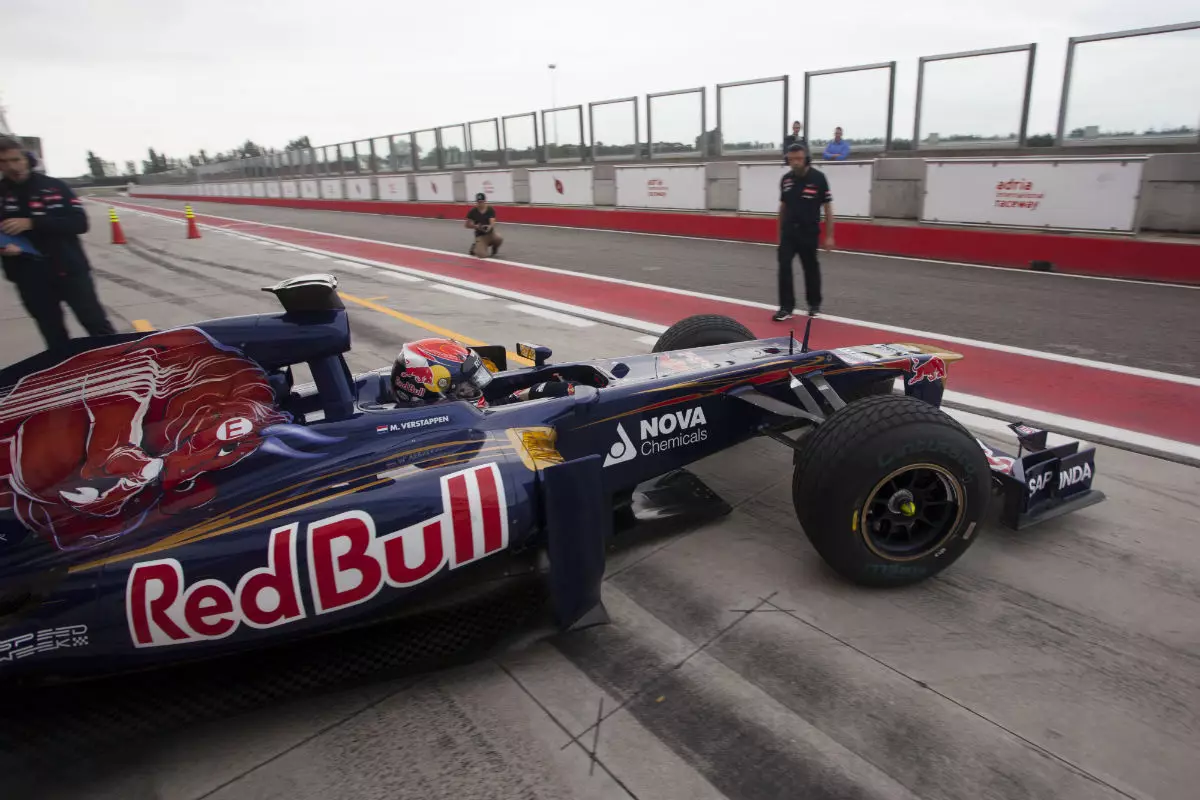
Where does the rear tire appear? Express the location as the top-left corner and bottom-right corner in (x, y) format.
(652, 314), (755, 353)
(792, 394), (989, 587)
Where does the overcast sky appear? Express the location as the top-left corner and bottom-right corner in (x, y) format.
(2, 0), (1196, 175)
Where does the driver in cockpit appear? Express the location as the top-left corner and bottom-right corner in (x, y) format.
(389, 338), (574, 408)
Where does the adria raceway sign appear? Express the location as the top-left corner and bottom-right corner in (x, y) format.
(615, 165), (706, 211)
(466, 171), (515, 204)
(416, 173), (454, 202)
(921, 158), (1144, 232)
(529, 167), (594, 206)
(126, 463), (508, 648)
(738, 162), (872, 218)
(377, 176), (410, 202)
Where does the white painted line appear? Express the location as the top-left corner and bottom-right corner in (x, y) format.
(507, 303), (596, 327)
(272, 246), (296, 252)
(127, 195), (1200, 290)
(97, 200), (1200, 465)
(301, 252), (328, 260)
(106, 201), (1200, 388)
(942, 388), (1200, 465)
(435, 284), (492, 300)
(336, 260), (369, 270)
(636, 335), (660, 346)
(374, 269), (422, 282)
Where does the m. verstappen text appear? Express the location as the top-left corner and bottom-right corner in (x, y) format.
(126, 463), (508, 647)
(377, 415), (450, 434)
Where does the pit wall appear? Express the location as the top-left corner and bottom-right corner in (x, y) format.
(128, 153), (1200, 284)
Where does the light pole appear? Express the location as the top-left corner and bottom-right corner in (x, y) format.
(548, 64), (559, 146)
(0, 94), (12, 135)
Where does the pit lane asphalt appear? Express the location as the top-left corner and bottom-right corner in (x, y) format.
(121, 198), (1200, 379)
(5, 206), (1200, 800)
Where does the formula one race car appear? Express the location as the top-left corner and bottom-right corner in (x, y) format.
(0, 275), (1104, 683)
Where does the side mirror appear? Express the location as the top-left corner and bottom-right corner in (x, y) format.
(516, 342), (552, 368)
(472, 345), (508, 372)
(262, 274), (344, 312)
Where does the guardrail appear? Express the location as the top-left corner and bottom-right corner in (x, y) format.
(137, 21), (1199, 187)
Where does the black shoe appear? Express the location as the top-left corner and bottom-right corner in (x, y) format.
(772, 309), (793, 322)
(490, 244), (500, 256)
(807, 306), (821, 317)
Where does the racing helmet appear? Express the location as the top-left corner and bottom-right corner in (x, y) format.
(390, 338), (494, 404)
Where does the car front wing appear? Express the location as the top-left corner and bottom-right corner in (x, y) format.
(978, 424), (1106, 530)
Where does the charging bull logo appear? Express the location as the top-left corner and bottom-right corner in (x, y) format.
(0, 328), (340, 551)
(906, 355), (948, 386)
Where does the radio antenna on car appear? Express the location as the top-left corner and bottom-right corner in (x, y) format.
(788, 329), (795, 354)
(800, 316), (814, 353)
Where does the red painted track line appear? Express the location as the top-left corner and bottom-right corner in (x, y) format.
(125, 193), (1200, 284)
(107, 200), (1200, 446)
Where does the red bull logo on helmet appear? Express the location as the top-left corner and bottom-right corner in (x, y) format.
(403, 339), (470, 393)
(906, 355), (948, 386)
(405, 365), (436, 386)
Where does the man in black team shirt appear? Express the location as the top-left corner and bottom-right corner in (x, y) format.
(782, 120), (808, 164)
(0, 136), (116, 351)
(464, 193), (503, 257)
(774, 143), (834, 321)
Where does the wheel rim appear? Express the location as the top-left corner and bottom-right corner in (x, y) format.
(859, 463), (965, 561)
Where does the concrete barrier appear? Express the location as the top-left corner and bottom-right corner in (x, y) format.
(1139, 154), (1200, 233)
(871, 158), (924, 219)
(129, 154), (1200, 282)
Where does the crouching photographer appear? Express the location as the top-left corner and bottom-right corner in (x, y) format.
(465, 193), (503, 258)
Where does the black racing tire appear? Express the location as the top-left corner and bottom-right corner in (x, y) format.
(652, 314), (755, 353)
(792, 394), (990, 587)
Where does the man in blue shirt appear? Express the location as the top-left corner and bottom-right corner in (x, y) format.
(823, 127), (850, 161)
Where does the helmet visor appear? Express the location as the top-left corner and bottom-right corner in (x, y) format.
(456, 352), (493, 398)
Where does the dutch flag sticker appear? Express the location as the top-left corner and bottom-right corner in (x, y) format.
(376, 425), (389, 434)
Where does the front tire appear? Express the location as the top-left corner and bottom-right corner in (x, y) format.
(652, 314), (754, 353)
(792, 395), (990, 587)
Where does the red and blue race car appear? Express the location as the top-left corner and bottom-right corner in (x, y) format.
(0, 275), (1103, 683)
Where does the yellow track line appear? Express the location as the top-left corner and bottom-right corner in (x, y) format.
(131, 319), (155, 331)
(340, 292), (533, 366)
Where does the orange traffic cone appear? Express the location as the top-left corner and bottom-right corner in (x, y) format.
(109, 207), (126, 245)
(185, 205), (201, 239)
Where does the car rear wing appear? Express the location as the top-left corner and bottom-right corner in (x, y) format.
(977, 423), (1106, 530)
